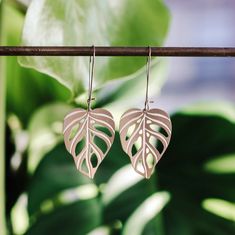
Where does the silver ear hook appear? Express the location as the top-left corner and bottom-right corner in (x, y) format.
(144, 46), (153, 111)
(87, 45), (96, 110)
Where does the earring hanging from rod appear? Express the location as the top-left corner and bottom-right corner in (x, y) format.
(119, 47), (172, 179)
(63, 46), (115, 179)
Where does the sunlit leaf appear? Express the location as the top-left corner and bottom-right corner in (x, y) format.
(4, 3), (69, 124)
(204, 154), (235, 174)
(27, 102), (72, 173)
(202, 198), (235, 222)
(87, 226), (111, 235)
(181, 102), (235, 123)
(19, 0), (170, 98)
(102, 164), (143, 205)
(11, 194), (29, 235)
(122, 192), (170, 235)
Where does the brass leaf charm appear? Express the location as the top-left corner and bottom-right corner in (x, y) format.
(119, 108), (172, 178)
(63, 108), (115, 178)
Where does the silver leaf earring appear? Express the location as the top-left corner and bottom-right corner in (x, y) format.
(63, 46), (115, 179)
(119, 47), (172, 179)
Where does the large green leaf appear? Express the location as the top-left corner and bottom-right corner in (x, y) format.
(18, 0), (170, 98)
(157, 103), (235, 235)
(4, 3), (69, 124)
(25, 143), (101, 235)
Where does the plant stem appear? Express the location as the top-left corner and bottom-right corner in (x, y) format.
(0, 0), (7, 234)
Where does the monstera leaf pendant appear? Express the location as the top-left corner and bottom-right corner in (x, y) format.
(119, 108), (172, 178)
(63, 108), (115, 178)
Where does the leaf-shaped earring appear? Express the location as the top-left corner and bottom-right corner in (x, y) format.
(63, 46), (115, 179)
(119, 47), (172, 179)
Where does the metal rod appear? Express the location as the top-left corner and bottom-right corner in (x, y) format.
(1, 46), (235, 57)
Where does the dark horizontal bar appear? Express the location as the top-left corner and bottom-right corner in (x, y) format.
(1, 46), (235, 57)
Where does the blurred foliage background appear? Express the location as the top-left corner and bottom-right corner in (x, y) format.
(1, 0), (235, 235)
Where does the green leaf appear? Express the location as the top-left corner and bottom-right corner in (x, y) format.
(11, 194), (29, 235)
(157, 103), (235, 235)
(25, 143), (101, 235)
(87, 226), (110, 235)
(27, 102), (72, 173)
(4, 3), (70, 124)
(101, 158), (163, 232)
(25, 199), (101, 235)
(204, 154), (235, 174)
(122, 192), (170, 235)
(181, 102), (235, 123)
(27, 144), (96, 215)
(102, 164), (143, 205)
(202, 198), (235, 222)
(18, 0), (170, 97)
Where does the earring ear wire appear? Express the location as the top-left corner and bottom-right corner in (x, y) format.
(87, 45), (96, 110)
(144, 46), (151, 111)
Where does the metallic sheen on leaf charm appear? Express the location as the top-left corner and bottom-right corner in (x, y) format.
(63, 46), (115, 178)
(63, 108), (115, 178)
(119, 47), (172, 178)
(119, 108), (172, 178)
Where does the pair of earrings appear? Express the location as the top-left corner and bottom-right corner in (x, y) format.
(63, 46), (172, 179)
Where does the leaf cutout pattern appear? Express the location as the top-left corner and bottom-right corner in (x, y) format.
(119, 108), (172, 178)
(63, 108), (115, 178)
